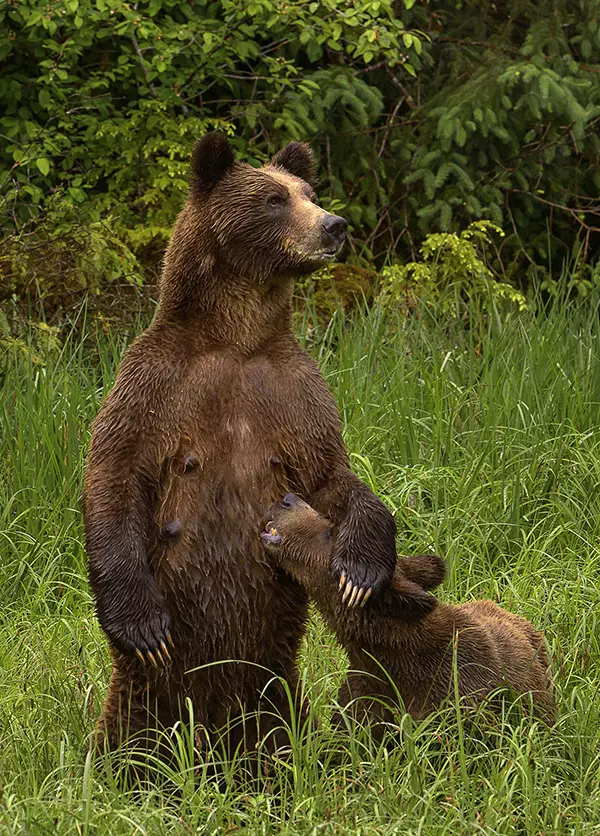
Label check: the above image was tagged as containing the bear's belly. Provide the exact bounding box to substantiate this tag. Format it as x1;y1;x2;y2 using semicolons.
148;462;308;724
152;449;294;658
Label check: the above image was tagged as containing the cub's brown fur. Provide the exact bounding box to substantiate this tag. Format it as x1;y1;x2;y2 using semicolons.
84;134;398;758
262;495;555;724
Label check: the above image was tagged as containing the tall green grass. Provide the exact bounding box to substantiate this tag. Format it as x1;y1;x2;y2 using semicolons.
2;294;600;833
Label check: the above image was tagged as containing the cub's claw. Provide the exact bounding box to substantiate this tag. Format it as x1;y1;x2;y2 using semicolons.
147;651;158;667
160;640;172;662
338;572;346;592
135;648;146;665
341;581;353;604
167;633;175;649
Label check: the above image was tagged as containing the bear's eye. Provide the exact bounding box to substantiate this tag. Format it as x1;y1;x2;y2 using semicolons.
268;194;286;208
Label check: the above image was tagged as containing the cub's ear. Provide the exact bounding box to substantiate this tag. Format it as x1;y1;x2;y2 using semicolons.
271;142;316;184
191;133;235;192
398;554;446;592
375;577;437;623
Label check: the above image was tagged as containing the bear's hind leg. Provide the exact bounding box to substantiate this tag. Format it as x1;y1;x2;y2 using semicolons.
91;659;178;786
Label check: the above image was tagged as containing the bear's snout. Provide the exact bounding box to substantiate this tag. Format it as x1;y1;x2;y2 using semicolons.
321;214;348;251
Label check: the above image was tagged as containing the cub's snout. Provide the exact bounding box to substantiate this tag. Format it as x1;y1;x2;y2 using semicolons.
260;493;314;547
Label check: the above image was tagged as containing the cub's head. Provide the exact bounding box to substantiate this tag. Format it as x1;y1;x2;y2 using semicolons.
262;493;443;624
261;493;333;587
190;133;347;280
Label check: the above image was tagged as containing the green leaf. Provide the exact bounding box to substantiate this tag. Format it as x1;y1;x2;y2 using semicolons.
38;88;51;108
36;158;51;176
306;41;322;62
68;187;86;202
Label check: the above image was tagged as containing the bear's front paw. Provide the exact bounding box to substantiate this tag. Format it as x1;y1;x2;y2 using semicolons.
329;488;397;608
332;555;395;609
104;607;174;667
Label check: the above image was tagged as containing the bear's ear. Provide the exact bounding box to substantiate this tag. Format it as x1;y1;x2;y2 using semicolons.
375;577;438;624
191;133;235;192
271;142;316;184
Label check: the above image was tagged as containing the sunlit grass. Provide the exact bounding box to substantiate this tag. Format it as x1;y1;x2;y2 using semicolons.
2;291;600;833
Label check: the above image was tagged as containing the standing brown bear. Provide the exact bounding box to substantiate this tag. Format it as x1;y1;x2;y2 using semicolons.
84;134;397;756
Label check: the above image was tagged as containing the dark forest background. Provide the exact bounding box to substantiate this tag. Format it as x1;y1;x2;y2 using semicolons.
1;0;599;335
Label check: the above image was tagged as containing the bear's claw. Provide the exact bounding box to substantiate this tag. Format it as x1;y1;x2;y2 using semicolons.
100;590;173;666
340;578;374;608
359;588;373;608
134;637;174;667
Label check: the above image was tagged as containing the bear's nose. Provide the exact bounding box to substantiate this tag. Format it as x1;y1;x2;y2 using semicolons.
281;493;299;509
321;214;348;246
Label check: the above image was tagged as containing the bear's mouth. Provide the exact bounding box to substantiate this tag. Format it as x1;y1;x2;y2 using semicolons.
318;245;342;261
261;521;282;546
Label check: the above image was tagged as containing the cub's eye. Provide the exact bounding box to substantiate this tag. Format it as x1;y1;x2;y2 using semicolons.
268;194;286;208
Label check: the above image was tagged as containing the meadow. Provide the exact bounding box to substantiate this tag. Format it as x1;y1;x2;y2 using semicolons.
1;291;600;834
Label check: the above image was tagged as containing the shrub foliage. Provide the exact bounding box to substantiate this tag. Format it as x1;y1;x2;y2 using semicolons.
1;0;599;317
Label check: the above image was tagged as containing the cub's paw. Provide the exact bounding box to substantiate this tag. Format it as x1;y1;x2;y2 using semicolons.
104;608;174;667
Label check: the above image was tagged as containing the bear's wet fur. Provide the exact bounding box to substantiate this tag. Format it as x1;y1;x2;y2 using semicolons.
262;495;555;725
84;134;399;762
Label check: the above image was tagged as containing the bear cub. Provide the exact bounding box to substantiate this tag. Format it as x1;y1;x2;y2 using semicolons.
261;494;555;724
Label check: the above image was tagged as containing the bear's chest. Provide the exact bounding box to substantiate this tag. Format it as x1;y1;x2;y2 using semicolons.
180;350;338;476
154;351;340;552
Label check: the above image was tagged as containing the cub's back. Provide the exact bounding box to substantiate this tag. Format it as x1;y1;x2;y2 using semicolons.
458;600;553;712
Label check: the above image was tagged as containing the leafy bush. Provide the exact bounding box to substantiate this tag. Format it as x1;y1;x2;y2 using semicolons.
0;307;61;372
0;197;148;333
0;1;416;239
400;1;600;281
1;0;599;322
379;221;527;315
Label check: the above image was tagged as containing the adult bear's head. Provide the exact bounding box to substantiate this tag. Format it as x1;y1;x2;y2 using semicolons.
188;133;347;281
